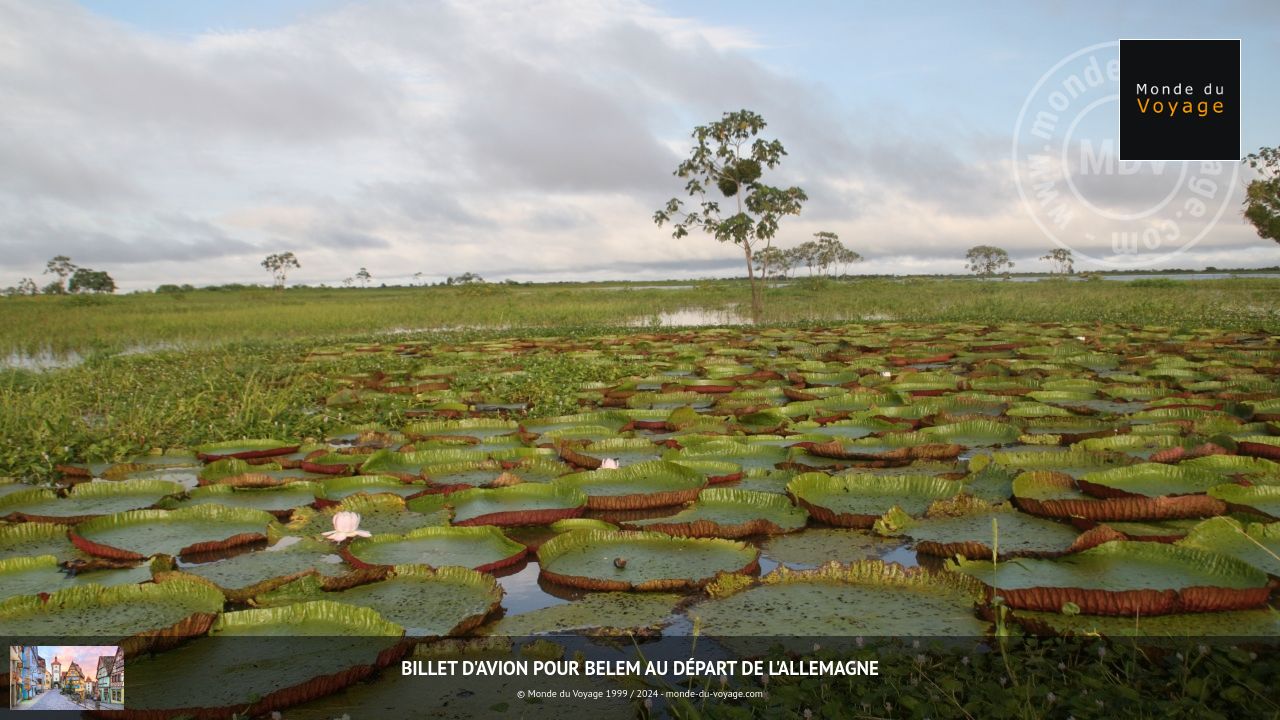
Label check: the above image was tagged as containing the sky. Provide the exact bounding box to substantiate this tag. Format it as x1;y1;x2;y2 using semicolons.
1;0;1278;291
31;645;118;680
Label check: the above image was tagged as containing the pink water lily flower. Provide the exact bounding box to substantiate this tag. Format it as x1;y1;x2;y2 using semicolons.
322;511;372;542
601;458;620;469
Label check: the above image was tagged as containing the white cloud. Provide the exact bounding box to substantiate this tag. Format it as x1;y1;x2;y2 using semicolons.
0;0;1271;292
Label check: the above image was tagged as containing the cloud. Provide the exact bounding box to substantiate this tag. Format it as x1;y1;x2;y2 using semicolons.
0;0;1274;292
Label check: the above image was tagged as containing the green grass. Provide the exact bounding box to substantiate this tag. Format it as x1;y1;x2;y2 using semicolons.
2;277;1278;358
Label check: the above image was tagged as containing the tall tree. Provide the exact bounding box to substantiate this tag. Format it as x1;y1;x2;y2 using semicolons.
965;245;1014;277
654;110;807;322
43;255;77;294
261;252;300;290
1243;147;1280;244
355;267;372;288
68;268;116;294
1039;248;1074;274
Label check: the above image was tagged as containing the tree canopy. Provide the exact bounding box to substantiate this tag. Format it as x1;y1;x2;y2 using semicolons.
1243;147;1280;244
965;245;1014;277
654;109;807;321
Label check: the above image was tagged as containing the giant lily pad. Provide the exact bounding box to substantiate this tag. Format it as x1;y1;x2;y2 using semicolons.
408;483;587;526
761;529;900;569
0;554;152;602
620;488;808;538
537;530;759;591
195;439;301;461
71;505;279;560
0;522;76;562
0;479;184;523
254;564;501;637
949;540;1272;615
1209;483;1280;519
343;526;526;573
553;460;707;510
688;561;987;637
1013;470;1226;521
878;501;1088;559
160;537;350;601
322;474;429;500
786;472;961;528
1078;463;1223;498
487;592;683;636
1013;605;1280;639
0;576;224;647
1177;516;1280;576
291;494;450;538
123;601;405;717
172;481;324;517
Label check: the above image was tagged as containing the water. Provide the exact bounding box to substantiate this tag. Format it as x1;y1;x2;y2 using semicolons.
1002;272;1280;282
2;342;186;372
628;308;750;327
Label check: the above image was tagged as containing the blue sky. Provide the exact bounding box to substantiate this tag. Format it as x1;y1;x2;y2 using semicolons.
2;1;1277;290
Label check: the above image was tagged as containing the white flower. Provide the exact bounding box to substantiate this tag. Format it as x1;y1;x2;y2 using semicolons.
322;511;372;542
880;370;892;377
1076;336;1086;341
601;458;620;469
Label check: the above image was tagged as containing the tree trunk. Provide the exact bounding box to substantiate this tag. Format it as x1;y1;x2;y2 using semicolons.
743;244;762;323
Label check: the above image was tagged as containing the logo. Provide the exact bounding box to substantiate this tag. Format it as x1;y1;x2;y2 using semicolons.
1012;41;1239;267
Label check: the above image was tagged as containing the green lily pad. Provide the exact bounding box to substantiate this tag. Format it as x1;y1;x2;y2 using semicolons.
291;494;450;538
255;564;501;637
72;505;279;560
688;561;987;637
918;420;1020;446
169;537;349;600
620;488;808;537
0;575;224;638
1177;517;1280;576
0;555;152;602
0;479;184;521
487;592;683;636
553;460;707;510
538;529;759;591
194;439;301;461
1014;605;1280;638
174;481;324;514
1079;463;1223;497
881;503;1083;559
0;522;76;562
761;528;901;569
1209;484;1280;519
345;526;526;573
322;474;429;500
950;540;1271;615
786;472;961;528
408;483;587;526
123;601;403;714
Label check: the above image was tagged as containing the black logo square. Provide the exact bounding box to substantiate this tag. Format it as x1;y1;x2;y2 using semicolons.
1119;39;1240;161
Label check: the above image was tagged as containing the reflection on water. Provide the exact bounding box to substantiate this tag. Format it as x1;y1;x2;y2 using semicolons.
2;341;187;372
629;307;750;327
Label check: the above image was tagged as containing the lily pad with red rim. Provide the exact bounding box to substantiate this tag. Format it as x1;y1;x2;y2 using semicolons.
195;439;301;462
343;526;526;573
407;483;587;527
949;540;1272;615
619;488;808;538
552;460;707;510
71;505;280;561
786;472;962;528
536;529;759;591
253;564;501;637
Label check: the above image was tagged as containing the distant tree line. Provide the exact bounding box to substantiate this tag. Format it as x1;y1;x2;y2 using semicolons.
2;255;116;297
